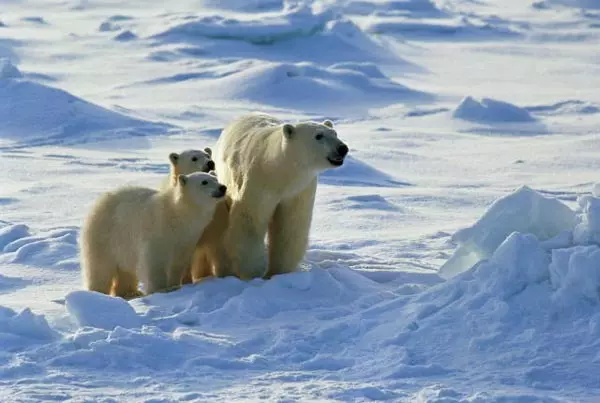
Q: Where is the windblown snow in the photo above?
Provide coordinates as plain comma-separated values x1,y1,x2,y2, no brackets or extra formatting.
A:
1,0,600,401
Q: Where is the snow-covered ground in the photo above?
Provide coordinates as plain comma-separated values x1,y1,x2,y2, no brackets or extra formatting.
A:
1,0,600,401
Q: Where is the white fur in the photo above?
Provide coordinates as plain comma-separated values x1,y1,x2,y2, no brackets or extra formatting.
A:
161,148,214,189
81,172,226,297
192,112,347,280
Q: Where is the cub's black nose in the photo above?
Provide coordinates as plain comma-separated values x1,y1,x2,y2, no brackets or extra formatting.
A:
337,144,348,157
219,185,227,193
207,160,215,170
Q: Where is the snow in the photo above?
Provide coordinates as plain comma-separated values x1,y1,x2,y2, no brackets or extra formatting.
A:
1,0,600,401
452,96,536,124
65,290,144,330
440,186,577,279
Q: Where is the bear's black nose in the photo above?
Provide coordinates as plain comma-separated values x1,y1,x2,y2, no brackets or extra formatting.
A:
207,160,215,170
337,144,349,157
219,185,227,193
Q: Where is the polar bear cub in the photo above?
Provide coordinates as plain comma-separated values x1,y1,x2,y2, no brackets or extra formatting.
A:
161,148,214,189
80,172,227,298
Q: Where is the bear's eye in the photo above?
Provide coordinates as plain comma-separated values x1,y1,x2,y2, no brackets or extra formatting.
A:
201,180,208,185
192,156,198,162
315,134,324,140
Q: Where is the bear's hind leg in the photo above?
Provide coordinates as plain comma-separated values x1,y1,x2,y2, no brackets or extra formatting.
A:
265,178,317,279
113,268,143,300
82,259,117,295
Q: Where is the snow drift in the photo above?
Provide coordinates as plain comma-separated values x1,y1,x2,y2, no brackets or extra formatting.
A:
341,0,447,18
440,185,576,278
153,4,333,45
149,5,407,66
0,62,171,147
2,186,600,399
198,61,433,114
452,96,536,123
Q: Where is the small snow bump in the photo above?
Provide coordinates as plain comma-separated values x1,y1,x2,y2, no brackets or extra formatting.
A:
99,21,120,32
114,30,137,41
0,59,23,79
453,96,536,123
65,290,144,330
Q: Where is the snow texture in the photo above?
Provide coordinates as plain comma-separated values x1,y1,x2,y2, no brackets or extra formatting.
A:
1,0,600,401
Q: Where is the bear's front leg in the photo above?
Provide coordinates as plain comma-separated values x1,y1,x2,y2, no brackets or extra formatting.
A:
225,202,268,279
140,243,170,294
265,178,317,278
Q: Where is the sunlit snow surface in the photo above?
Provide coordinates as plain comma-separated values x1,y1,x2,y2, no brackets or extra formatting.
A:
1,0,600,401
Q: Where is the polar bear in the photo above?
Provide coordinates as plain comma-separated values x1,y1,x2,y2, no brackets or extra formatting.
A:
192,112,348,280
161,148,214,189
81,172,227,298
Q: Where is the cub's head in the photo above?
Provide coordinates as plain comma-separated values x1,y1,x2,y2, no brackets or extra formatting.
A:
281,119,348,171
169,148,215,176
176,171,227,207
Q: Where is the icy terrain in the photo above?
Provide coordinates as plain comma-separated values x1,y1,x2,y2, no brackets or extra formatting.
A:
1,0,600,401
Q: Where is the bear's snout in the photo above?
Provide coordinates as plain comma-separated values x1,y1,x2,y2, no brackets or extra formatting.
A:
337,144,349,157
211,184,227,198
207,160,215,170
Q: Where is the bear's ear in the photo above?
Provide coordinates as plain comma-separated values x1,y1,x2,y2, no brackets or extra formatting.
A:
323,120,334,128
208,170,217,177
204,147,212,157
283,124,295,138
177,174,187,187
169,153,179,165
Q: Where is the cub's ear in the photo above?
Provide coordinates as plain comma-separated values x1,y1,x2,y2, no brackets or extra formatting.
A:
204,147,212,157
169,153,179,165
283,124,295,138
177,174,187,187
208,170,217,176
323,119,334,128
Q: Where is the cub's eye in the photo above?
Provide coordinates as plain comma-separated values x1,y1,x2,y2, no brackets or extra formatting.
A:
191,156,198,162
201,180,208,185
315,134,324,140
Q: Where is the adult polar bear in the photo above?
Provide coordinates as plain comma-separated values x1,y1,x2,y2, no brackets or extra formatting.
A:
193,112,348,280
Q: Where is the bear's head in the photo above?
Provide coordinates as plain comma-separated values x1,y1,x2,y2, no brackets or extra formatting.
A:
176,172,227,207
169,148,215,175
282,119,348,171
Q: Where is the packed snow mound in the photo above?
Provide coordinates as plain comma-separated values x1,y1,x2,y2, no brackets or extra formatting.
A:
0,224,79,269
202,61,432,114
549,245,600,306
452,96,536,123
571,187,600,246
152,4,333,45
196,0,284,12
10,230,600,398
445,221,600,313
0,76,171,147
342,0,447,18
0,59,23,79
149,8,405,66
440,186,576,278
65,291,144,330
0,306,58,345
